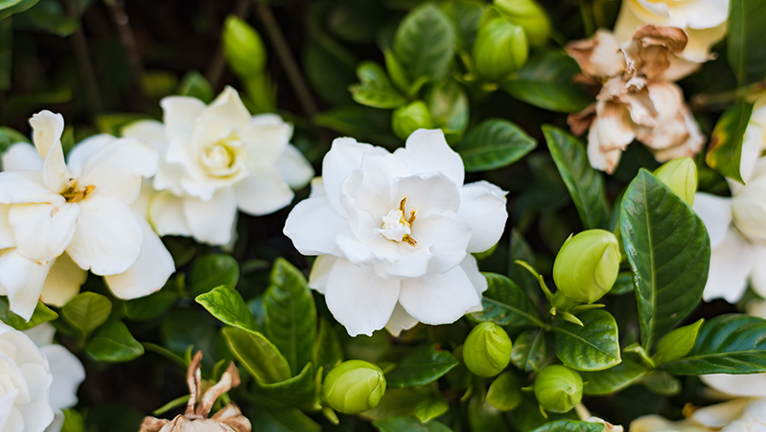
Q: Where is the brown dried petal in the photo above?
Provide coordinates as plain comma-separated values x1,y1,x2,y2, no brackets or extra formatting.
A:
586,119,624,174
567,104,596,136
566,29,626,79
157,416,238,432
622,25,690,81
140,416,170,432
212,403,252,432
196,363,240,418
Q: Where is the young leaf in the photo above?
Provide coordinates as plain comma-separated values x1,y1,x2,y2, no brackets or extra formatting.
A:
510,329,550,373
350,62,408,109
653,319,704,364
659,314,766,375
543,125,610,230
62,292,112,338
530,420,605,432
469,273,541,328
705,101,754,184
196,285,260,332
386,344,459,388
414,394,449,423
264,258,317,376
454,119,537,172
393,4,456,83
221,327,292,383
374,416,454,432
620,170,710,349
0,298,58,330
428,79,469,141
85,320,144,362
248,363,316,409
728,0,766,85
189,254,240,297
579,359,648,395
553,309,621,371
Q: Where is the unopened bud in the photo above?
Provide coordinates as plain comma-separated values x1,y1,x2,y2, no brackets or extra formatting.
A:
534,365,583,413
494,0,552,47
553,229,621,304
392,101,434,140
223,15,266,78
472,17,528,82
322,360,386,414
653,157,697,206
463,322,512,377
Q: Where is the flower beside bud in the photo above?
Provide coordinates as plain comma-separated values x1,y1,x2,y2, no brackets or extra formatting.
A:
472,16,528,82
322,360,386,414
463,322,513,377
654,157,697,206
553,229,621,304
392,101,435,140
534,365,583,413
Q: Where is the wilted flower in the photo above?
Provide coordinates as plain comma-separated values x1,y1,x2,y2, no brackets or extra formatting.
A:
566,25,705,174
0,111,174,319
322,360,386,414
553,229,621,304
284,129,508,336
123,86,314,246
140,351,251,432
463,322,512,377
534,365,583,413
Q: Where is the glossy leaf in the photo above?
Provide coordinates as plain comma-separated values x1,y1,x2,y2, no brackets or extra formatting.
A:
393,4,455,83
660,314,766,375
0,299,57,330
428,79,469,140
414,394,449,423
530,420,605,432
705,101,754,184
579,359,648,395
543,125,609,229
728,0,766,85
510,328,549,373
249,406,321,432
62,292,112,338
196,285,260,332
124,283,178,321
469,273,540,328
643,371,681,396
0,0,37,22
620,170,710,349
553,309,621,371
350,61,408,109
654,319,704,364
85,320,144,362
454,119,537,172
468,395,507,431
222,327,292,383
248,363,315,409
386,344,459,388
189,254,240,297
264,258,317,375
608,272,635,296
374,416,454,432
313,318,344,374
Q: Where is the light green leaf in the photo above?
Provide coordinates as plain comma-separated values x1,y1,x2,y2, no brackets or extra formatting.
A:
264,258,317,375
659,314,766,375
248,363,316,409
728,0,766,85
543,125,609,230
222,327,292,383
643,371,681,396
620,170,710,349
85,320,144,362
0,298,58,330
414,393,449,423
654,319,704,364
393,4,456,83
510,328,550,373
454,119,536,172
486,371,522,411
61,409,86,432
196,285,260,332
177,70,213,103
223,15,266,77
62,292,112,338
386,344,459,388
374,416,454,432
428,79,469,140
553,309,621,371
189,254,239,297
470,273,541,328
705,101,754,184
350,61,408,109
579,359,648,395
440,0,483,51
0,0,37,21
530,420,605,432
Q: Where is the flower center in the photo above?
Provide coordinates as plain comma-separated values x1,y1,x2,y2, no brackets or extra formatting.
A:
376,197,417,246
60,179,94,203
200,131,244,177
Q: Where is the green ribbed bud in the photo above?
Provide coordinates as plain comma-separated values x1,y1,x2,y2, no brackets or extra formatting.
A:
322,360,386,414
534,365,583,413
653,157,697,206
494,0,552,47
463,322,512,377
392,101,434,140
553,229,621,304
472,17,528,82
223,15,266,77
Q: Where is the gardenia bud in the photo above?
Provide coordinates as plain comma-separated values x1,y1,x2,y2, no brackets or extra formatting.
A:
322,360,386,414
463,322,512,377
223,15,266,77
653,157,697,206
494,0,552,47
534,365,583,413
472,17,528,82
392,101,434,140
553,229,621,304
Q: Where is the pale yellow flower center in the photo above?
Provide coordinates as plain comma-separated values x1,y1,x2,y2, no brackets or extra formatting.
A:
201,132,244,177
377,197,417,246
61,178,94,203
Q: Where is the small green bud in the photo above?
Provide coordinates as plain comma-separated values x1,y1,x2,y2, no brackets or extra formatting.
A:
553,229,621,304
322,360,386,414
486,371,522,411
463,322,512,377
472,17,528,82
534,365,583,413
494,0,552,47
653,157,697,206
223,15,266,77
392,101,434,140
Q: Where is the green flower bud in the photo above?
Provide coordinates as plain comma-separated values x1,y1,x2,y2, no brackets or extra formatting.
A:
472,17,528,82
322,360,386,414
553,229,621,304
494,0,552,47
223,15,266,77
392,101,434,140
534,365,583,413
653,157,697,206
463,322,512,377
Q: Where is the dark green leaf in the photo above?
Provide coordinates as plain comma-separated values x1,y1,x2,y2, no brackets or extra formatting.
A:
705,101,754,184
469,273,540,328
428,79,469,141
440,0,483,51
177,70,213,103
0,19,10,91
454,119,537,172
386,344,459,388
608,272,634,296
660,314,766,375
249,406,321,432
189,254,239,297
643,371,681,396
248,363,315,408
468,395,507,431
222,327,291,383
350,61,408,109
0,298,58,330
620,170,710,348
62,292,112,338
543,125,609,229
553,309,621,371
161,309,217,365
654,319,704,364
264,258,317,375
580,359,648,395
530,420,605,432
510,328,549,373
728,0,766,85
196,285,260,332
393,4,456,83
303,36,357,106
124,283,178,321
13,0,79,36
85,320,144,362
374,416,454,432
313,318,344,374
362,387,427,421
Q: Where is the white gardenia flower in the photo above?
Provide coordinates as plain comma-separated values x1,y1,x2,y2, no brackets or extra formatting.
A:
123,86,314,246
0,111,175,319
284,129,508,336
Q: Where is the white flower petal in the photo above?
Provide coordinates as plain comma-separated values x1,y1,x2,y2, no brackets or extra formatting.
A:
28,111,64,161
0,250,52,320
121,119,166,147
399,264,482,325
412,212,471,274
233,166,294,216
160,96,207,138
664,0,729,30
703,226,755,303
0,172,64,206
65,134,117,178
336,230,401,266
325,258,401,336
749,244,766,298
458,181,508,253
2,143,43,172
732,176,766,241
323,138,389,213
283,197,345,256
309,255,337,294
9,203,79,263
66,195,143,275
701,374,766,398
204,86,253,129
182,189,238,246
78,138,158,205
375,244,432,279
275,144,314,190
689,398,750,429
105,216,174,299
22,323,55,346
385,303,419,336
0,205,15,249
391,173,461,218
15,397,55,432
395,129,465,187
39,345,84,409
460,254,488,297
148,191,193,238
693,192,733,249
242,114,293,166
39,253,86,308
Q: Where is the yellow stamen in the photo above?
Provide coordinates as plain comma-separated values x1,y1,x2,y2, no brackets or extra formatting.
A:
61,179,95,203
398,198,417,246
